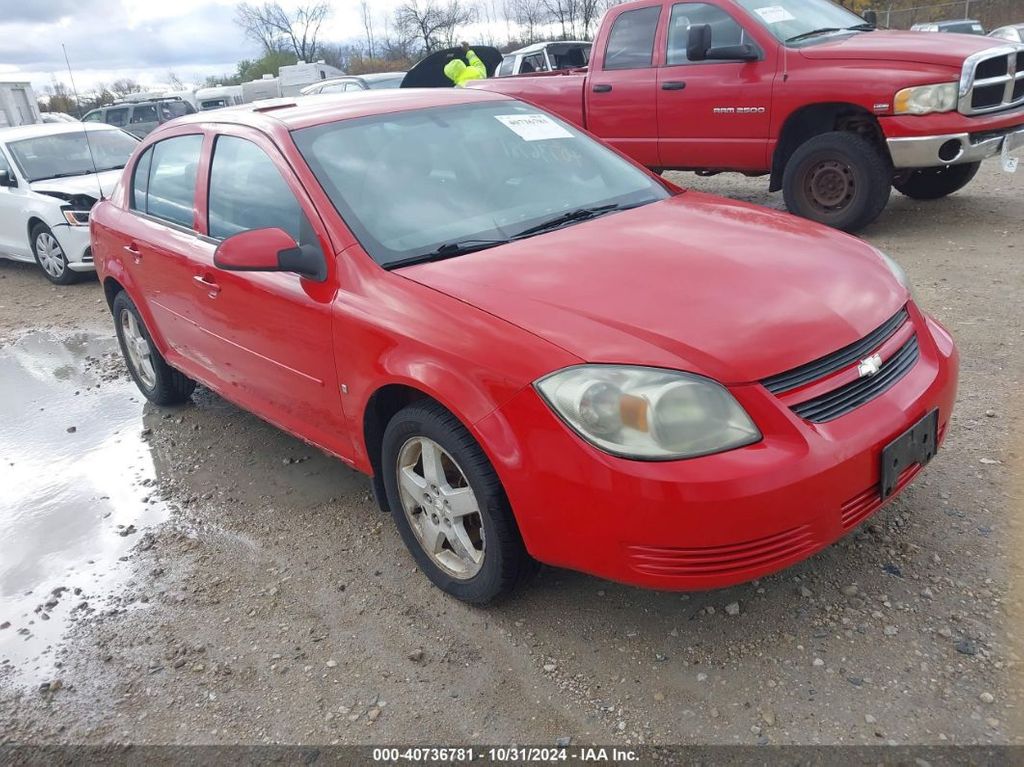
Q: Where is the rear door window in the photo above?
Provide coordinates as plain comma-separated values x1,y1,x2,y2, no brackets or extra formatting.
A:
207,135,313,246
131,134,203,228
131,104,158,124
604,6,662,70
105,108,129,127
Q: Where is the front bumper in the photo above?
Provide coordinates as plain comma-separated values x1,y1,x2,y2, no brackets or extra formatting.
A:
475,305,958,590
53,223,95,272
886,120,1024,168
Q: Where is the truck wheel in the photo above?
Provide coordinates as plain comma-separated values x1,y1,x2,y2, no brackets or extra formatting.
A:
782,132,891,233
381,401,529,604
893,162,981,200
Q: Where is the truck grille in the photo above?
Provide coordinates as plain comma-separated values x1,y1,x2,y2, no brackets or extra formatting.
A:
959,47,1024,115
790,336,919,423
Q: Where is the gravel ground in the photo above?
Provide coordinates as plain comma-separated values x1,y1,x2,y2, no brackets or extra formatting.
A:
0,164,1021,746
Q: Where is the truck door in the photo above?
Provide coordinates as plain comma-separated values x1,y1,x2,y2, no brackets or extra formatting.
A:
586,2,664,167
656,2,775,171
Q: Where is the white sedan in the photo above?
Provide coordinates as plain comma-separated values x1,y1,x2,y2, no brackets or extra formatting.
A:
0,122,138,284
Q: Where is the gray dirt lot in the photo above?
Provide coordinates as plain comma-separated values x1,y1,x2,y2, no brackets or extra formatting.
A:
0,165,1021,746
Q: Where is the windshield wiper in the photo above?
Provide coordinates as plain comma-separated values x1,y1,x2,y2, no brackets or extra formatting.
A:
386,238,510,269
40,170,94,180
845,22,876,30
94,164,126,172
513,203,627,239
785,27,842,43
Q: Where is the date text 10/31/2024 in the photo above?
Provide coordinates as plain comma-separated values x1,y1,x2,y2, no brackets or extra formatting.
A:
371,747,640,762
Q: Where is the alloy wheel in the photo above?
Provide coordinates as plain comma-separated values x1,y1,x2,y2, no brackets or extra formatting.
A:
120,309,157,390
395,436,485,579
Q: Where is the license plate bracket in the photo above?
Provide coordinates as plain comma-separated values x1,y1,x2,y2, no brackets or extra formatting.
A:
880,409,938,499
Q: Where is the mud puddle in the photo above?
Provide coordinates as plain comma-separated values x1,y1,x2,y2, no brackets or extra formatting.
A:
0,331,167,682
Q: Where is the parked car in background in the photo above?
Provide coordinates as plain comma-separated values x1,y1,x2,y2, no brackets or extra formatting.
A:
495,41,592,76
300,73,407,95
279,61,346,96
910,19,985,34
989,23,1024,43
83,98,195,139
39,112,79,124
472,0,1024,232
196,85,245,111
0,122,137,283
92,90,957,603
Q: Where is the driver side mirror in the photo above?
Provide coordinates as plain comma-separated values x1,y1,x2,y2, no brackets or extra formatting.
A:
687,23,759,62
863,10,878,27
0,170,15,188
214,227,327,282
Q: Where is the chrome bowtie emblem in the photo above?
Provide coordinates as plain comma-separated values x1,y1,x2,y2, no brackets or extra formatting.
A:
858,353,883,378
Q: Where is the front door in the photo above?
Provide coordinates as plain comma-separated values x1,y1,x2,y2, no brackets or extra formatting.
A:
586,2,664,167
656,2,775,171
190,129,350,458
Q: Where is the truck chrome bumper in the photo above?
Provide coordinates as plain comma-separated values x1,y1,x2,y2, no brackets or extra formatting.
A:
887,124,1024,168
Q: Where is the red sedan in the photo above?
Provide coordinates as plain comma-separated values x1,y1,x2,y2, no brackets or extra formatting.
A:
91,89,958,603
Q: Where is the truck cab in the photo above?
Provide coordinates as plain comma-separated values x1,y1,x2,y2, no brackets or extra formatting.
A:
472,0,1024,231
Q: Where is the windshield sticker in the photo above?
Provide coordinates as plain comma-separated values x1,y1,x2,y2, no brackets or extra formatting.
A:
495,113,573,142
753,5,796,24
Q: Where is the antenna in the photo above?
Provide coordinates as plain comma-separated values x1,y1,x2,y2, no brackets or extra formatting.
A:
62,43,105,201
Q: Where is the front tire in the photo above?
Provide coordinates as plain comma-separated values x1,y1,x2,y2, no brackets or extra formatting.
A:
893,162,981,200
381,401,529,604
782,132,891,233
31,223,80,285
112,291,196,405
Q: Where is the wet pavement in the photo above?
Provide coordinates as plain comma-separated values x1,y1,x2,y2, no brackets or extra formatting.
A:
0,331,167,681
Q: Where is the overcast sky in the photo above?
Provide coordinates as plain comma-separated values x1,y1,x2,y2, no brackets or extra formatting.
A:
0,0,406,95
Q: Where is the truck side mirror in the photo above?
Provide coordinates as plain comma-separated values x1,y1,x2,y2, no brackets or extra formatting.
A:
705,44,759,61
863,10,878,27
687,24,713,62
0,170,15,188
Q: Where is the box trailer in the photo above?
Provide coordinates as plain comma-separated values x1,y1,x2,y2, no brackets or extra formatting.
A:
0,81,41,127
278,61,345,96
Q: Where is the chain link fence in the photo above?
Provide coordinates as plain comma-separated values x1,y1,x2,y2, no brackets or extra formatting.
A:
872,0,1021,30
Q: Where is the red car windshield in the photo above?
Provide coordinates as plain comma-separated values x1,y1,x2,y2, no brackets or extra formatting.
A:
293,101,669,267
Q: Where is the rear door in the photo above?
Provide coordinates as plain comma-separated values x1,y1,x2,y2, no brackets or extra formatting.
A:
656,2,775,171
190,127,349,455
585,2,664,166
128,104,160,138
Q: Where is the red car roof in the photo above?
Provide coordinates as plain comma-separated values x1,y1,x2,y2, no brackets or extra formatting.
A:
173,88,513,132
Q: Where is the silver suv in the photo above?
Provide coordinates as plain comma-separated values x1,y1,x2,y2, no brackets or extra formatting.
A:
82,99,195,139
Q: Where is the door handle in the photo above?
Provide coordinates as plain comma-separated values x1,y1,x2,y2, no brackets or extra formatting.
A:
592,84,612,93
123,242,141,263
661,81,687,91
192,274,221,297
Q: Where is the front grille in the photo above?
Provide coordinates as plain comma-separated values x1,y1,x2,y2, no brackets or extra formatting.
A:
625,525,816,579
791,336,919,423
761,308,908,395
959,47,1024,115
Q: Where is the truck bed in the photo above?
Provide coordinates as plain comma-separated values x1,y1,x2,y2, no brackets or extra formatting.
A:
468,70,587,129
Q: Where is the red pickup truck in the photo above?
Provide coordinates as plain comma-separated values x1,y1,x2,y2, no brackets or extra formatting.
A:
472,0,1024,231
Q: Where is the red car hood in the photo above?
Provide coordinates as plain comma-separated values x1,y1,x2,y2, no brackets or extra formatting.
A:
799,30,1001,68
400,193,907,384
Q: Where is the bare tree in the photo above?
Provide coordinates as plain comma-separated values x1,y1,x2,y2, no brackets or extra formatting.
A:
394,0,476,54
166,71,185,90
361,0,377,59
543,0,580,39
235,2,332,62
504,0,549,43
109,78,143,98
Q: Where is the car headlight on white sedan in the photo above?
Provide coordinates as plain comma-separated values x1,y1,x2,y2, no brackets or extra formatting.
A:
893,82,958,115
61,207,91,226
535,365,761,460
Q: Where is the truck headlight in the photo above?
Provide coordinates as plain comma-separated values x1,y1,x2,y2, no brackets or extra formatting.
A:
535,365,761,460
893,82,958,115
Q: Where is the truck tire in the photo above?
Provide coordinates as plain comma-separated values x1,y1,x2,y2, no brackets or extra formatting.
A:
893,162,981,200
782,132,891,233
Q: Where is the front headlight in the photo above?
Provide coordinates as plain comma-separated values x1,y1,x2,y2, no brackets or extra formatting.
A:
62,208,90,226
893,82,958,115
873,247,912,293
535,365,761,460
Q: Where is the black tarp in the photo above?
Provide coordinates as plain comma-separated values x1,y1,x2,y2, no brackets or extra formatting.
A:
400,46,503,88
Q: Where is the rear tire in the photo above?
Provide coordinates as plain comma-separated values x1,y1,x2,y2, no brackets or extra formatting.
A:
31,223,80,285
112,291,196,405
782,132,891,233
893,162,981,200
381,401,529,604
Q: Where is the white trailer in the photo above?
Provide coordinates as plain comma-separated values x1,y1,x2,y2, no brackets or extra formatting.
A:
0,81,41,127
241,75,282,103
196,85,244,111
278,61,345,97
